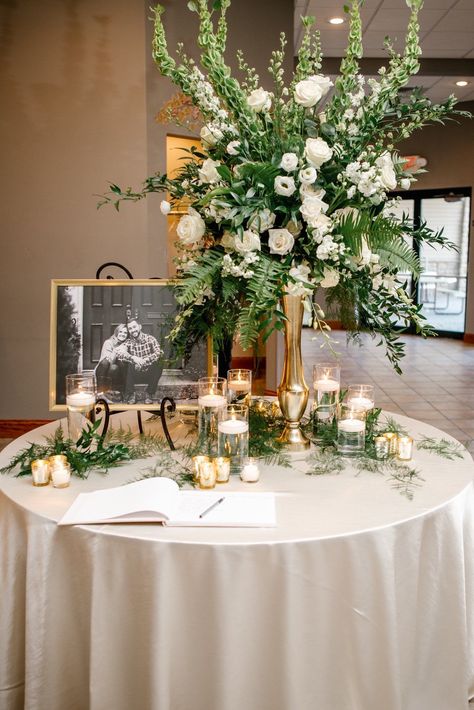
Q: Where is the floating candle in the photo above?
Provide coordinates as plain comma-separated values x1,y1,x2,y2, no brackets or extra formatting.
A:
347,395,374,411
218,419,249,435
66,392,96,407
198,394,227,408
337,418,365,433
314,378,340,393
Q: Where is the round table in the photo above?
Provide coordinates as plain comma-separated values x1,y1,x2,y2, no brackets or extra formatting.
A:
1,412,473,710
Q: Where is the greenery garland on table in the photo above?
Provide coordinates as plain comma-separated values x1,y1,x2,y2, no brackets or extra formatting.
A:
1,406,467,498
0,421,170,480
98,0,470,374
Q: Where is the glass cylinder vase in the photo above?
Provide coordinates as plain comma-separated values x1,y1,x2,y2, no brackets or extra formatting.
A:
197,377,227,456
218,404,249,475
337,404,366,457
227,369,252,407
65,373,97,443
312,363,340,440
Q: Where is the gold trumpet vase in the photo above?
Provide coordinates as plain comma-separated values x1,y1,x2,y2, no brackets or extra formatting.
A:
277,293,310,450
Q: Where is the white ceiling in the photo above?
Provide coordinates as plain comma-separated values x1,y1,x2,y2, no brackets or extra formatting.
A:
294,0,474,102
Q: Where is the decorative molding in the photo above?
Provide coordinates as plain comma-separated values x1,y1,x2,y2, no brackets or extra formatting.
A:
0,420,53,439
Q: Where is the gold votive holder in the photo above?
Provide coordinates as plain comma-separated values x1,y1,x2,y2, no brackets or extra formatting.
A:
31,459,51,487
198,461,217,489
192,455,211,483
213,457,231,483
383,432,399,456
374,436,390,459
50,462,72,488
397,436,413,461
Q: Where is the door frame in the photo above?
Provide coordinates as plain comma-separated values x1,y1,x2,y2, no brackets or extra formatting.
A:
390,186,472,338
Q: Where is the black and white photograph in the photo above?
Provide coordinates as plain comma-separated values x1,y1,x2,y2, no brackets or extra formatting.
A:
50,280,212,410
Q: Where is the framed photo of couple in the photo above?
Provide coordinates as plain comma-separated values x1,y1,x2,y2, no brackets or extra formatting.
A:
49,279,213,410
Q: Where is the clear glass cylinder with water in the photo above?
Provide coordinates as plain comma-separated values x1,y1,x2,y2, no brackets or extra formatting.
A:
227,369,252,407
198,377,227,456
337,404,366,456
313,363,340,439
65,373,97,443
218,404,249,474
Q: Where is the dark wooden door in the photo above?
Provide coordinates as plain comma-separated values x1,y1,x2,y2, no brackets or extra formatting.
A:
82,284,176,369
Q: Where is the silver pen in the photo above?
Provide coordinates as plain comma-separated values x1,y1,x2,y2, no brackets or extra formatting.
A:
199,496,225,518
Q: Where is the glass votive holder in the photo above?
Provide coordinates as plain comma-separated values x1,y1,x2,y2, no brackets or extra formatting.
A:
240,457,260,483
50,462,72,488
213,457,231,483
346,384,375,412
383,432,399,456
336,405,366,456
374,436,390,459
192,455,211,482
198,461,217,489
218,404,249,475
31,459,51,486
227,369,252,407
397,436,413,461
313,363,341,437
65,372,97,443
197,377,227,455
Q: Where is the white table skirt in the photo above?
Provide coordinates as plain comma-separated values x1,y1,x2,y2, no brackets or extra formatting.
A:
1,412,473,710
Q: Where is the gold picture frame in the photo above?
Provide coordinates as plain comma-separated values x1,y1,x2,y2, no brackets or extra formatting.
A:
50,279,213,411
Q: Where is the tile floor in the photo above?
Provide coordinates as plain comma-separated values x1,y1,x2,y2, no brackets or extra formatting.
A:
303,329,474,452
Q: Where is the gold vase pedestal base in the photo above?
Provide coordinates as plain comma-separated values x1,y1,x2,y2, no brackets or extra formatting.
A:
277,423,310,451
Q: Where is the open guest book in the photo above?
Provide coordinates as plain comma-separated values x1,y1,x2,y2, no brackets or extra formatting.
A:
58,477,276,527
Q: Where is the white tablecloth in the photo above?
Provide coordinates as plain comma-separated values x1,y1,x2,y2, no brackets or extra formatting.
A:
1,412,473,710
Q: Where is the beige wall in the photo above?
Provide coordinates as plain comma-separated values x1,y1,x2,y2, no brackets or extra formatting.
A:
400,103,474,333
0,0,293,419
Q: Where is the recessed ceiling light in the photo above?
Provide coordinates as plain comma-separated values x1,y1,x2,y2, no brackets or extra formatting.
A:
456,80,468,87
329,17,344,25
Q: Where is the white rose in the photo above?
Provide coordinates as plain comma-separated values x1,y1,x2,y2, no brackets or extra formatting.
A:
310,213,333,236
221,231,235,251
198,158,221,184
234,230,261,253
294,75,332,108
305,137,333,168
401,178,411,190
268,229,295,256
200,124,223,148
248,208,276,233
176,207,206,246
300,195,329,226
288,263,313,296
274,175,296,197
226,140,241,155
247,87,271,112
280,152,299,172
298,166,317,184
160,200,171,215
320,267,340,288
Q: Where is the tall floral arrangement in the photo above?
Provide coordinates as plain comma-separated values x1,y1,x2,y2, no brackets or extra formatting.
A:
101,0,468,373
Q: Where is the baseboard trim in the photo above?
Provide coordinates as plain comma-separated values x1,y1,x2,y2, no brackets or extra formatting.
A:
0,420,53,438
464,333,474,344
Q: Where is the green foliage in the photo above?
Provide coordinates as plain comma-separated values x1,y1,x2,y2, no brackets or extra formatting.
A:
416,435,464,460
